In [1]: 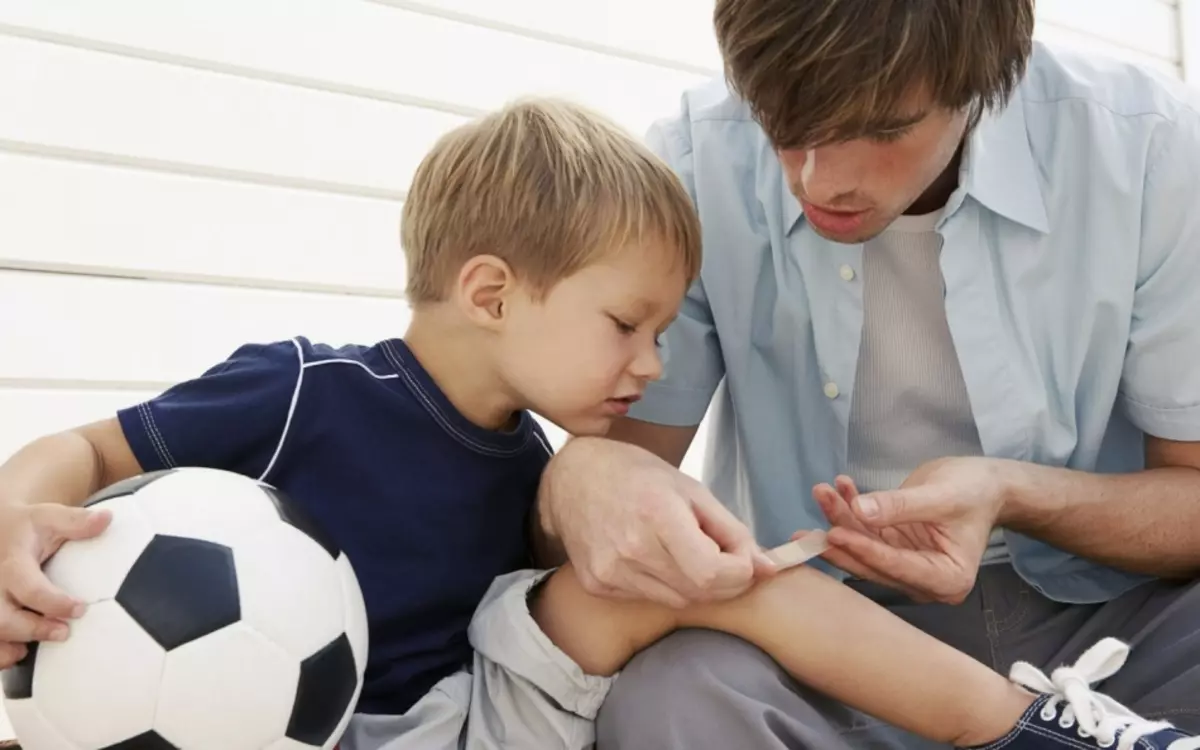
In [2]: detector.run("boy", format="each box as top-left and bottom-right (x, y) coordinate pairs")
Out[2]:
(0, 99), (1195, 750)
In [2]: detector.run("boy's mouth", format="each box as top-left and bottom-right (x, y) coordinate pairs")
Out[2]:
(604, 394), (641, 415)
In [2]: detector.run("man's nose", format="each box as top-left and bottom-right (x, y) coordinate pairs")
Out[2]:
(783, 146), (861, 206)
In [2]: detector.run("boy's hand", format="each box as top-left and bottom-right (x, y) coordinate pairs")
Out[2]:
(0, 503), (110, 668)
(539, 439), (775, 608)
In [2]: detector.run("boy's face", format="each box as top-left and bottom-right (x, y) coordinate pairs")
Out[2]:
(498, 242), (689, 437)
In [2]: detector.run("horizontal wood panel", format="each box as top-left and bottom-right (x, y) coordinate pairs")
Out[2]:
(1035, 24), (1180, 76)
(0, 388), (154, 462)
(407, 0), (1180, 73)
(395, 0), (721, 72)
(0, 271), (410, 385)
(1038, 0), (1179, 62)
(0, 0), (705, 137)
(0, 34), (461, 196)
(0, 152), (405, 294)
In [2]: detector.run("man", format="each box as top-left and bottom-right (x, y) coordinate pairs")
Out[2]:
(537, 0), (1200, 747)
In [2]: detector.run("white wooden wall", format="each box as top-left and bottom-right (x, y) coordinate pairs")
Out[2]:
(0, 0), (1187, 478)
(0, 0), (1187, 740)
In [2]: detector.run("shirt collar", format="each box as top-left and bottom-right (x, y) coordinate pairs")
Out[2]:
(782, 90), (1050, 236)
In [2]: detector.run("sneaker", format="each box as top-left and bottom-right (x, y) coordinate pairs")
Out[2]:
(961, 638), (1200, 750)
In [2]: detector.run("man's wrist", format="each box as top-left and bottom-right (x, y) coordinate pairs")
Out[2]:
(995, 458), (1067, 531)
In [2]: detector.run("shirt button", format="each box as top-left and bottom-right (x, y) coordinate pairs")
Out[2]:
(839, 264), (856, 281)
(823, 382), (840, 399)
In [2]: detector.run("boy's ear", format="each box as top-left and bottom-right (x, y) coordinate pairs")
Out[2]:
(455, 254), (515, 328)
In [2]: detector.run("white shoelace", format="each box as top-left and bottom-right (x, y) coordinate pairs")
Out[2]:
(1008, 638), (1200, 750)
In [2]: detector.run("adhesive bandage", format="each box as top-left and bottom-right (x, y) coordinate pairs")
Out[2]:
(764, 530), (829, 571)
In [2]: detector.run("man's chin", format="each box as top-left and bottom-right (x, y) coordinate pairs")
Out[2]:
(808, 222), (889, 245)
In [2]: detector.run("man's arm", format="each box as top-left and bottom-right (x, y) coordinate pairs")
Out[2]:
(999, 437), (1200, 578)
(604, 417), (698, 468)
(531, 419), (698, 568)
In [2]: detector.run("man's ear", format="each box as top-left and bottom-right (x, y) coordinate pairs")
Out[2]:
(455, 254), (514, 329)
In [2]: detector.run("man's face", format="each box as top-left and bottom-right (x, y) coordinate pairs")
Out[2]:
(777, 99), (970, 244)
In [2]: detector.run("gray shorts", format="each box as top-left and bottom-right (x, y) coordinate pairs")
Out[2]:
(339, 569), (612, 750)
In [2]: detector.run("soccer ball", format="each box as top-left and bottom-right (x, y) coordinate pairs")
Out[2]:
(0, 468), (369, 750)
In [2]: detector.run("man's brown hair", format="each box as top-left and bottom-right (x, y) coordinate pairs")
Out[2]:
(402, 98), (702, 304)
(714, 0), (1035, 149)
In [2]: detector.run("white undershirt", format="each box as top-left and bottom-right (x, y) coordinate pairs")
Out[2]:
(846, 210), (1009, 564)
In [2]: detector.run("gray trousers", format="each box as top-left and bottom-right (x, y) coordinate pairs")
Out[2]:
(596, 565), (1200, 749)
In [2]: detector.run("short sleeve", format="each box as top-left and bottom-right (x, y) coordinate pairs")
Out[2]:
(626, 109), (725, 427)
(1120, 108), (1200, 440)
(116, 339), (301, 478)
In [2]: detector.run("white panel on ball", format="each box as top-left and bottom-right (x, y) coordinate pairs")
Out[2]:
(135, 468), (284, 548)
(157, 623), (299, 750)
(30, 600), (166, 748)
(0, 702), (72, 750)
(337, 554), (371, 675)
(42, 493), (154, 604)
(235, 523), (347, 661)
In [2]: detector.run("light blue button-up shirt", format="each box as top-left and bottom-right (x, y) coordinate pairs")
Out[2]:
(629, 42), (1200, 604)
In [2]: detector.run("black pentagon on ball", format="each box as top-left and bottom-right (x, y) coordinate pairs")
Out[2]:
(84, 469), (178, 508)
(259, 484), (340, 559)
(286, 633), (358, 746)
(116, 535), (240, 650)
(101, 730), (180, 749)
(0, 641), (37, 700)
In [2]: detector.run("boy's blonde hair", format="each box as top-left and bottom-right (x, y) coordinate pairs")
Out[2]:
(401, 98), (702, 303)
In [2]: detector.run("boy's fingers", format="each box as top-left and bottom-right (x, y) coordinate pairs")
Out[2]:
(0, 604), (68, 644)
(0, 642), (28, 670)
(33, 504), (111, 546)
(4, 555), (83, 620)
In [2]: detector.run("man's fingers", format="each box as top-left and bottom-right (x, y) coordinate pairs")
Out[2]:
(834, 475), (860, 503)
(852, 487), (950, 528)
(3, 555), (84, 619)
(826, 527), (953, 601)
(0, 642), (28, 670)
(627, 571), (692, 609)
(692, 494), (775, 579)
(660, 498), (755, 596)
(814, 484), (873, 536)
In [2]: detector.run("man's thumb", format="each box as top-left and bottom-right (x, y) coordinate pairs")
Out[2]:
(853, 488), (945, 526)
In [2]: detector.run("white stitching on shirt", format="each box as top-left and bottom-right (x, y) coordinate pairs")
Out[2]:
(380, 339), (531, 457)
(138, 401), (176, 468)
(258, 338), (305, 483)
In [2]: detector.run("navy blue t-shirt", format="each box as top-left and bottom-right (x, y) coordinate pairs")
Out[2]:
(116, 337), (552, 715)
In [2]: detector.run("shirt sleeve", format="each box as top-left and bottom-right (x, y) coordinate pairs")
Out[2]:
(1120, 107), (1200, 441)
(626, 108), (726, 427)
(116, 339), (302, 479)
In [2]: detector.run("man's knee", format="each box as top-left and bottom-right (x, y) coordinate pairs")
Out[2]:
(595, 628), (791, 745)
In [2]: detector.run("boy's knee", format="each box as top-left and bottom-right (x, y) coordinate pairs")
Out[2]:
(595, 629), (785, 744)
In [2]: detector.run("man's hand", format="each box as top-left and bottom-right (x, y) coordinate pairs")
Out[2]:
(0, 503), (110, 668)
(538, 438), (776, 608)
(813, 457), (1014, 604)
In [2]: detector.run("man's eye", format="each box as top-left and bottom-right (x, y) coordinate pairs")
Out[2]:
(870, 128), (909, 144)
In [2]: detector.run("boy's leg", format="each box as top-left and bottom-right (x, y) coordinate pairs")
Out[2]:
(596, 570), (998, 750)
(537, 560), (1033, 748)
(596, 565), (1200, 749)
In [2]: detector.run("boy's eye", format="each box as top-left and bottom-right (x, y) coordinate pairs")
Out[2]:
(610, 315), (637, 334)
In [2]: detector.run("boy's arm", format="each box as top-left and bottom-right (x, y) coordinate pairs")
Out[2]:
(0, 418), (143, 510)
(532, 563), (1032, 749)
(0, 340), (301, 661)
